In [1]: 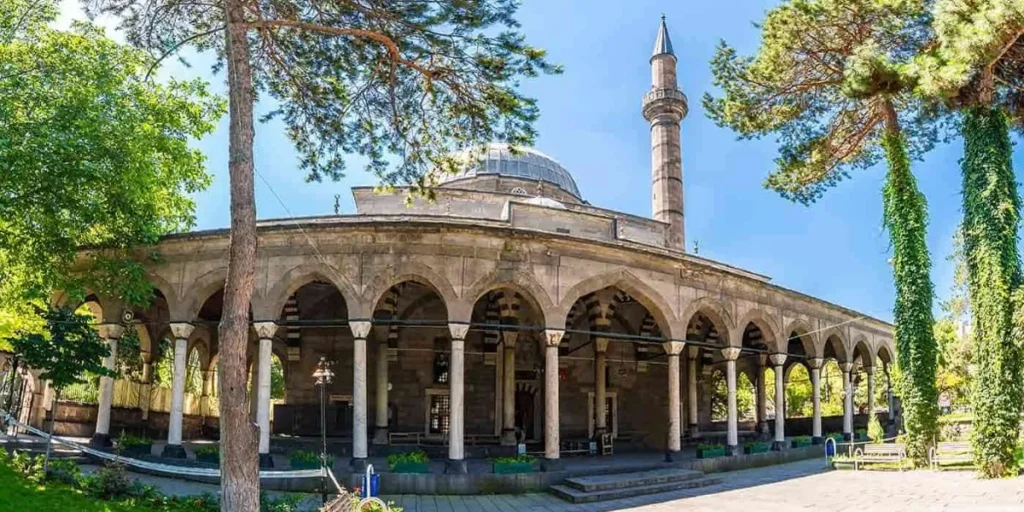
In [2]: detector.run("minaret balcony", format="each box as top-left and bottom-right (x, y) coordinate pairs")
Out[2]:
(642, 87), (688, 121)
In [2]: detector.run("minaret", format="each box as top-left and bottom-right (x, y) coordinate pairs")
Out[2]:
(642, 16), (688, 251)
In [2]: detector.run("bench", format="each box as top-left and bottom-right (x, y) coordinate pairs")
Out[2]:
(929, 441), (973, 470)
(853, 443), (907, 471)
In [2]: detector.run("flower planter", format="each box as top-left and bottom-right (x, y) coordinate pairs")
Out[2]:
(390, 461), (429, 474)
(290, 459), (324, 470)
(696, 447), (726, 459)
(121, 443), (152, 457)
(493, 462), (534, 474)
(744, 444), (769, 455)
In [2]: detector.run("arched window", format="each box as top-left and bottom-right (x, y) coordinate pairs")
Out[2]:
(510, 186), (528, 196)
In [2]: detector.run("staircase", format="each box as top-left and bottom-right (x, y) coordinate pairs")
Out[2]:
(550, 467), (722, 503)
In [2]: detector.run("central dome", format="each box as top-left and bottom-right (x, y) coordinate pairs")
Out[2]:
(438, 143), (582, 199)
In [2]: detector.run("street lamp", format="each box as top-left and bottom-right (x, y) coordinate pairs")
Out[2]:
(313, 356), (334, 505)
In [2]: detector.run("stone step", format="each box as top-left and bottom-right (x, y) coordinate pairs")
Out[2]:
(551, 475), (722, 503)
(564, 468), (706, 492)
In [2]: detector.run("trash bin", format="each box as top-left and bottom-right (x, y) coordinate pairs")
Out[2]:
(361, 468), (380, 498)
(826, 441), (836, 457)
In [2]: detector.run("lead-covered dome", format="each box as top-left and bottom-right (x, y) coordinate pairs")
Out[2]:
(438, 143), (582, 200)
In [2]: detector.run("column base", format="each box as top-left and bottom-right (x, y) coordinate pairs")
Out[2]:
(89, 433), (112, 449)
(259, 453), (274, 469)
(541, 457), (563, 472)
(756, 422), (769, 436)
(372, 426), (390, 446)
(664, 450), (680, 463)
(812, 436), (824, 445)
(351, 457), (368, 473)
(499, 429), (517, 446)
(162, 443), (186, 459)
(445, 459), (467, 474)
(843, 432), (853, 441)
(771, 441), (786, 451)
(687, 424), (699, 437)
(726, 444), (740, 457)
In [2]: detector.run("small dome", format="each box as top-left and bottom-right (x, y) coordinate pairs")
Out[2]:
(438, 143), (582, 199)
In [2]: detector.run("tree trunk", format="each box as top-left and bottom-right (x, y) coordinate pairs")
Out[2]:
(220, 0), (260, 509)
(879, 99), (937, 466)
(43, 390), (59, 474)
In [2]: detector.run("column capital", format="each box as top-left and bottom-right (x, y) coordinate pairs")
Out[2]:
(448, 323), (469, 341)
(865, 365), (875, 375)
(544, 329), (564, 347)
(769, 353), (787, 367)
(169, 322), (194, 341)
(594, 337), (609, 354)
(501, 330), (519, 348)
(840, 362), (854, 373)
(758, 354), (768, 367)
(688, 345), (701, 359)
(97, 323), (125, 340)
(721, 347), (741, 361)
(807, 357), (824, 370)
(350, 320), (372, 339)
(253, 321), (279, 340)
(662, 341), (685, 356)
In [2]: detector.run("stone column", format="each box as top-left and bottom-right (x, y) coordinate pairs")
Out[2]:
(253, 322), (277, 468)
(808, 358), (823, 443)
(140, 357), (153, 421)
(200, 369), (214, 416)
(372, 325), (390, 446)
(722, 347), (741, 455)
(755, 355), (768, 436)
(841, 362), (854, 439)
(446, 323), (469, 474)
(593, 337), (609, 438)
(350, 321), (371, 471)
(770, 353), (787, 450)
(866, 366), (875, 416)
(90, 324), (124, 448)
(542, 330), (564, 471)
(500, 331), (518, 446)
(664, 342), (684, 461)
(164, 323), (193, 458)
(687, 346), (699, 436)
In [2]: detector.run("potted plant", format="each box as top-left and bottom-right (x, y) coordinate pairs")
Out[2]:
(492, 454), (536, 474)
(791, 436), (812, 448)
(387, 450), (430, 474)
(194, 444), (219, 464)
(743, 441), (769, 454)
(290, 449), (331, 470)
(117, 431), (152, 457)
(696, 443), (726, 459)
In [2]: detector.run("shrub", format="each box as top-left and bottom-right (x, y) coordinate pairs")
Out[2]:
(867, 414), (885, 443)
(387, 450), (429, 467)
(194, 444), (220, 457)
(261, 492), (303, 512)
(81, 460), (133, 499)
(47, 458), (82, 485)
(697, 443), (724, 451)
(117, 431), (152, 449)
(744, 441), (768, 449)
(493, 454), (535, 465)
(289, 449), (332, 467)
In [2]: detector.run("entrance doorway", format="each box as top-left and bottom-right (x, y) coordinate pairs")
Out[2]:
(514, 385), (536, 440)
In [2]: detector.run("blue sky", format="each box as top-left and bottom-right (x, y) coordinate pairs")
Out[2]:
(61, 0), (1024, 324)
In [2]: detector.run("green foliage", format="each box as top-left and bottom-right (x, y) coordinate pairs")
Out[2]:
(697, 443), (725, 451)
(387, 450), (429, 468)
(960, 107), (1024, 478)
(0, 0), (223, 329)
(193, 444), (219, 457)
(882, 131), (938, 464)
(744, 441), (769, 450)
(6, 306), (113, 393)
(493, 454), (535, 465)
(868, 413), (886, 442)
(88, 0), (561, 196)
(81, 461), (133, 500)
(289, 449), (332, 468)
(259, 492), (303, 512)
(117, 431), (152, 448)
(704, 0), (935, 204)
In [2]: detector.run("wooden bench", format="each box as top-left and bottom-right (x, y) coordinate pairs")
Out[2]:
(929, 441), (973, 470)
(853, 443), (908, 471)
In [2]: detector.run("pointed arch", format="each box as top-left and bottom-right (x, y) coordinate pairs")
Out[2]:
(783, 318), (818, 358)
(462, 268), (555, 328)
(852, 334), (873, 369)
(179, 267), (228, 321)
(258, 262), (360, 321)
(736, 307), (782, 350)
(821, 328), (849, 363)
(365, 262), (457, 321)
(679, 296), (734, 346)
(556, 269), (675, 338)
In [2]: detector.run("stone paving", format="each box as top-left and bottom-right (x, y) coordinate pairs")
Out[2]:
(108, 457), (1024, 511)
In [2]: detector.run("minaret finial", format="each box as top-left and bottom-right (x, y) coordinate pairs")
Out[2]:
(652, 15), (675, 59)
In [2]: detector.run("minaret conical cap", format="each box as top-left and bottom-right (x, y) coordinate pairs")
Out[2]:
(652, 15), (674, 58)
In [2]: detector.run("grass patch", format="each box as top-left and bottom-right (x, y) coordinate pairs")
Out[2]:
(0, 462), (145, 511)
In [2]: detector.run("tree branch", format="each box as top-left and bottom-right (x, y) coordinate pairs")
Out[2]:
(143, 26), (226, 82)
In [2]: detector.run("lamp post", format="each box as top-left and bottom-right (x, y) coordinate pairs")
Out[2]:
(313, 356), (334, 505)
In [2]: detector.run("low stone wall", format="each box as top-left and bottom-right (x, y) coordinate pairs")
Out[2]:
(49, 402), (218, 440)
(707, 413), (889, 438)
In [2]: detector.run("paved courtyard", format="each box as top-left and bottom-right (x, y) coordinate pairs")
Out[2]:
(112, 457), (1024, 511)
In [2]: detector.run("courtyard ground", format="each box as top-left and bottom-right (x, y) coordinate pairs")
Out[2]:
(109, 457), (1024, 511)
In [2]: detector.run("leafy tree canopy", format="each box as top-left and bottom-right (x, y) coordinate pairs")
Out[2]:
(704, 0), (937, 204)
(87, 0), (562, 195)
(0, 0), (224, 332)
(7, 307), (113, 392)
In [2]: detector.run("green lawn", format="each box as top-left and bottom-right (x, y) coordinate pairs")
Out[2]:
(0, 463), (146, 512)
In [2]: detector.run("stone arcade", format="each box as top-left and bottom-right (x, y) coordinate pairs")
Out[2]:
(18, 18), (896, 473)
